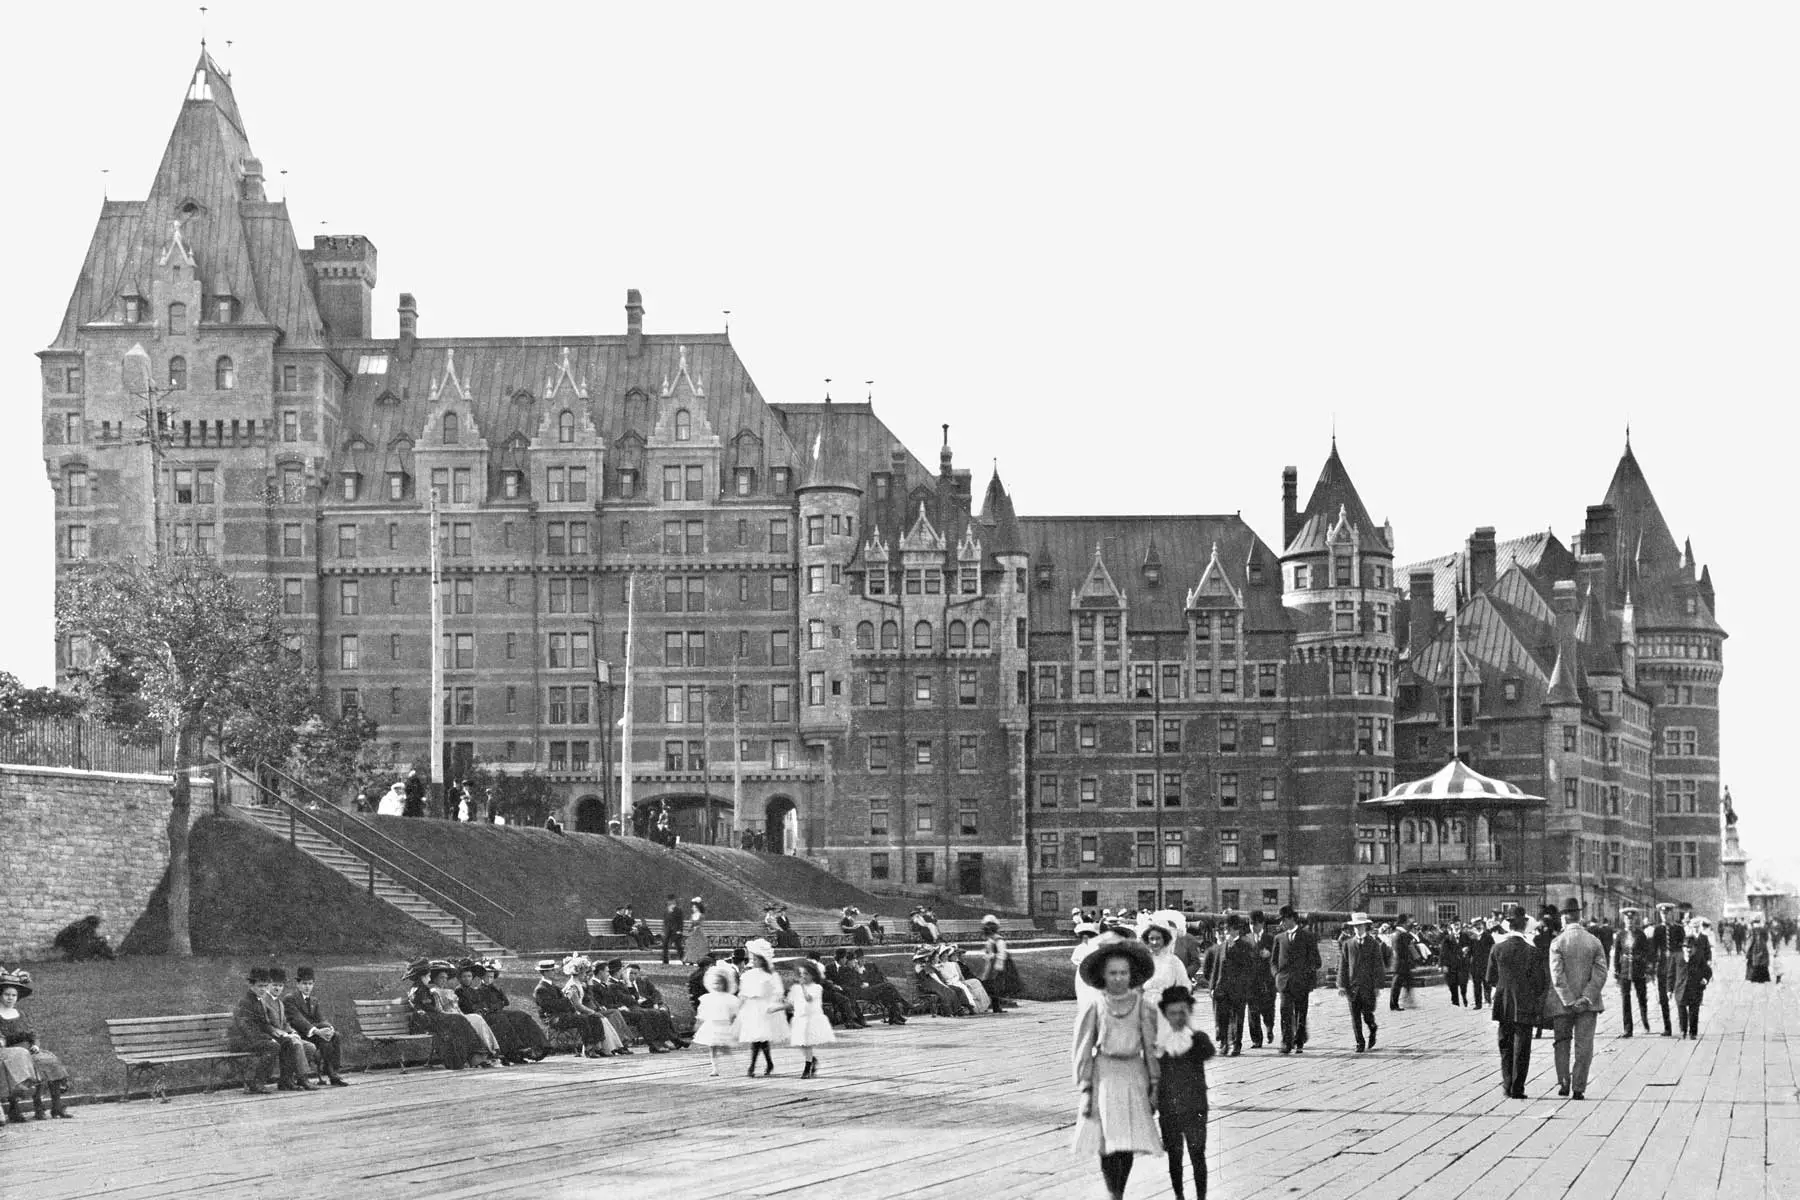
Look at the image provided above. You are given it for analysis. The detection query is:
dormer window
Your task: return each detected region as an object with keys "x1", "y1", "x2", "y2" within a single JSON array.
[
  {"x1": 866, "y1": 565, "x2": 887, "y2": 596},
  {"x1": 734, "y1": 467, "x2": 754, "y2": 496},
  {"x1": 1144, "y1": 564, "x2": 1161, "y2": 586},
  {"x1": 558, "y1": 410, "x2": 575, "y2": 444},
  {"x1": 502, "y1": 471, "x2": 522, "y2": 500},
  {"x1": 1293, "y1": 563, "x2": 1309, "y2": 589},
  {"x1": 214, "y1": 296, "x2": 236, "y2": 324},
  {"x1": 341, "y1": 473, "x2": 361, "y2": 501},
  {"x1": 122, "y1": 296, "x2": 143, "y2": 323},
  {"x1": 1035, "y1": 562, "x2": 1053, "y2": 588},
  {"x1": 1502, "y1": 678, "x2": 1520, "y2": 704},
  {"x1": 873, "y1": 473, "x2": 891, "y2": 501},
  {"x1": 1248, "y1": 562, "x2": 1264, "y2": 586},
  {"x1": 1334, "y1": 555, "x2": 1352, "y2": 586},
  {"x1": 772, "y1": 467, "x2": 790, "y2": 495},
  {"x1": 618, "y1": 468, "x2": 638, "y2": 498},
  {"x1": 442, "y1": 412, "x2": 460, "y2": 444},
  {"x1": 387, "y1": 472, "x2": 407, "y2": 501},
  {"x1": 674, "y1": 409, "x2": 692, "y2": 441},
  {"x1": 355, "y1": 354, "x2": 388, "y2": 374}
]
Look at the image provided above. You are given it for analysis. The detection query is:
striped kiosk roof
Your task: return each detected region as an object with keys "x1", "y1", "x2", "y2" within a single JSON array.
[{"x1": 1360, "y1": 759, "x2": 1545, "y2": 809}]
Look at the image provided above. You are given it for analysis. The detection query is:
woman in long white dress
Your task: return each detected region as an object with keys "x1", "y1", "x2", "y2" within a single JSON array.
[
  {"x1": 735, "y1": 939, "x2": 788, "y2": 1077},
  {"x1": 1070, "y1": 922, "x2": 1103, "y2": 1010},
  {"x1": 685, "y1": 898, "x2": 712, "y2": 965},
  {"x1": 1072, "y1": 936, "x2": 1163, "y2": 1200},
  {"x1": 1139, "y1": 919, "x2": 1192, "y2": 1035}
]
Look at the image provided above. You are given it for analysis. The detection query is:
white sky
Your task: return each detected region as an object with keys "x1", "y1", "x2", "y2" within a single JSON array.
[{"x1": 4, "y1": 3, "x2": 1793, "y2": 882}]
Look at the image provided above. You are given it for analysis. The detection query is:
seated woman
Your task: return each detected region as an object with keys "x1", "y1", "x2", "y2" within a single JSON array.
[
  {"x1": 456, "y1": 961, "x2": 548, "y2": 1064},
  {"x1": 912, "y1": 949, "x2": 972, "y2": 1016},
  {"x1": 839, "y1": 907, "x2": 873, "y2": 946},
  {"x1": 0, "y1": 970, "x2": 72, "y2": 1120},
  {"x1": 531, "y1": 958, "x2": 621, "y2": 1058},
  {"x1": 935, "y1": 945, "x2": 992, "y2": 1012},
  {"x1": 430, "y1": 965, "x2": 501, "y2": 1064},
  {"x1": 404, "y1": 959, "x2": 493, "y2": 1069}
]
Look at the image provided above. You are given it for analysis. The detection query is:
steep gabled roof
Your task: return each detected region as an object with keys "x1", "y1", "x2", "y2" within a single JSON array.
[
  {"x1": 52, "y1": 50, "x2": 324, "y2": 349},
  {"x1": 1401, "y1": 529, "x2": 1574, "y2": 618},
  {"x1": 1283, "y1": 442, "x2": 1390, "y2": 557}
]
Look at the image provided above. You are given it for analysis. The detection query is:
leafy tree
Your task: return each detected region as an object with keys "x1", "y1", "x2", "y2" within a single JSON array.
[
  {"x1": 58, "y1": 556, "x2": 300, "y2": 957},
  {"x1": 0, "y1": 671, "x2": 86, "y2": 731},
  {"x1": 286, "y1": 709, "x2": 383, "y2": 803}
]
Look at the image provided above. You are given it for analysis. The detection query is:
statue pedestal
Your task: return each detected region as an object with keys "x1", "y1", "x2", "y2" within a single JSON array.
[{"x1": 1721, "y1": 821, "x2": 1750, "y2": 918}]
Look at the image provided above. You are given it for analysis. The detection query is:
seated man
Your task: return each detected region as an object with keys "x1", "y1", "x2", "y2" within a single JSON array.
[
  {"x1": 531, "y1": 959, "x2": 619, "y2": 1058},
  {"x1": 591, "y1": 960, "x2": 676, "y2": 1051},
  {"x1": 610, "y1": 906, "x2": 636, "y2": 937},
  {"x1": 282, "y1": 966, "x2": 349, "y2": 1086},
  {"x1": 843, "y1": 950, "x2": 909, "y2": 1024},
  {"x1": 866, "y1": 913, "x2": 886, "y2": 945},
  {"x1": 806, "y1": 950, "x2": 865, "y2": 1027},
  {"x1": 230, "y1": 967, "x2": 316, "y2": 1092},
  {"x1": 840, "y1": 907, "x2": 873, "y2": 946},
  {"x1": 623, "y1": 963, "x2": 689, "y2": 1042},
  {"x1": 772, "y1": 905, "x2": 801, "y2": 949}
]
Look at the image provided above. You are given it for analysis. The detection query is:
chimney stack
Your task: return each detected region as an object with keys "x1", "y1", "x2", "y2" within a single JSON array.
[
  {"x1": 626, "y1": 288, "x2": 644, "y2": 358},
  {"x1": 1576, "y1": 552, "x2": 1610, "y2": 613},
  {"x1": 940, "y1": 424, "x2": 953, "y2": 478},
  {"x1": 1581, "y1": 504, "x2": 1616, "y2": 559},
  {"x1": 397, "y1": 293, "x2": 418, "y2": 362},
  {"x1": 302, "y1": 234, "x2": 377, "y2": 340},
  {"x1": 1467, "y1": 527, "x2": 1497, "y2": 592},
  {"x1": 1281, "y1": 466, "x2": 1299, "y2": 547},
  {"x1": 241, "y1": 157, "x2": 266, "y2": 201},
  {"x1": 1408, "y1": 569, "x2": 1438, "y2": 658}
]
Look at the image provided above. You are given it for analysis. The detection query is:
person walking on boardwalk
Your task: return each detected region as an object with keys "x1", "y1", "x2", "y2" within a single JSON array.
[
  {"x1": 1338, "y1": 912, "x2": 1388, "y2": 1053},
  {"x1": 1153, "y1": 986, "x2": 1215, "y2": 1200},
  {"x1": 736, "y1": 938, "x2": 787, "y2": 1077},
  {"x1": 1468, "y1": 916, "x2": 1497, "y2": 1010},
  {"x1": 1612, "y1": 907, "x2": 1653, "y2": 1036},
  {"x1": 1487, "y1": 908, "x2": 1541, "y2": 1099},
  {"x1": 1648, "y1": 902, "x2": 1685, "y2": 1037},
  {"x1": 1746, "y1": 914, "x2": 1774, "y2": 983},
  {"x1": 1388, "y1": 914, "x2": 1419, "y2": 1011},
  {"x1": 1549, "y1": 899, "x2": 1608, "y2": 1100},
  {"x1": 1072, "y1": 935, "x2": 1163, "y2": 1200},
  {"x1": 1201, "y1": 916, "x2": 1257, "y2": 1055},
  {"x1": 1245, "y1": 910, "x2": 1278, "y2": 1048},
  {"x1": 1677, "y1": 939, "x2": 1712, "y2": 1037},
  {"x1": 1272, "y1": 905, "x2": 1321, "y2": 1054},
  {"x1": 1439, "y1": 920, "x2": 1468, "y2": 1006}
]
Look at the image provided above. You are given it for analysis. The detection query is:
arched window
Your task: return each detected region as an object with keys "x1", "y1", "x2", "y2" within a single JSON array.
[
  {"x1": 913, "y1": 620, "x2": 933, "y2": 650},
  {"x1": 855, "y1": 621, "x2": 875, "y2": 650},
  {"x1": 674, "y1": 409, "x2": 691, "y2": 441},
  {"x1": 558, "y1": 410, "x2": 575, "y2": 444},
  {"x1": 215, "y1": 356, "x2": 235, "y2": 389},
  {"x1": 1419, "y1": 820, "x2": 1434, "y2": 845},
  {"x1": 442, "y1": 412, "x2": 460, "y2": 444},
  {"x1": 971, "y1": 619, "x2": 991, "y2": 649},
  {"x1": 168, "y1": 302, "x2": 187, "y2": 334},
  {"x1": 167, "y1": 356, "x2": 188, "y2": 390},
  {"x1": 1401, "y1": 819, "x2": 1416, "y2": 844},
  {"x1": 1477, "y1": 815, "x2": 1491, "y2": 846},
  {"x1": 948, "y1": 620, "x2": 967, "y2": 649},
  {"x1": 879, "y1": 620, "x2": 899, "y2": 650}
]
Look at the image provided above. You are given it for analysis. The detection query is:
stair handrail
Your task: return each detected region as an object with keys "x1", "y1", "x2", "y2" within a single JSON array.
[
  {"x1": 211, "y1": 757, "x2": 503, "y2": 942},
  {"x1": 246, "y1": 759, "x2": 515, "y2": 919},
  {"x1": 1324, "y1": 872, "x2": 1373, "y2": 915}
]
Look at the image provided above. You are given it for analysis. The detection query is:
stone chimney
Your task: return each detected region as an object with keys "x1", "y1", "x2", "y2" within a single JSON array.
[
  {"x1": 1576, "y1": 552, "x2": 1610, "y2": 613},
  {"x1": 1467, "y1": 527, "x2": 1498, "y2": 592},
  {"x1": 397, "y1": 293, "x2": 418, "y2": 363},
  {"x1": 1281, "y1": 466, "x2": 1299, "y2": 547},
  {"x1": 240, "y1": 157, "x2": 266, "y2": 202},
  {"x1": 1551, "y1": 578, "x2": 1580, "y2": 641},
  {"x1": 940, "y1": 425, "x2": 954, "y2": 478},
  {"x1": 626, "y1": 289, "x2": 644, "y2": 358},
  {"x1": 1581, "y1": 504, "x2": 1616, "y2": 559},
  {"x1": 1408, "y1": 569, "x2": 1438, "y2": 657},
  {"x1": 303, "y1": 234, "x2": 378, "y2": 340}
]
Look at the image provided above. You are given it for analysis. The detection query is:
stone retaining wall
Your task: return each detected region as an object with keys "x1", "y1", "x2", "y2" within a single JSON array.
[{"x1": 0, "y1": 764, "x2": 195, "y2": 961}]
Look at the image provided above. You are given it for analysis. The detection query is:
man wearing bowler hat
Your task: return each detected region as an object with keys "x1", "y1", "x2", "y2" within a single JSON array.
[
  {"x1": 1549, "y1": 899, "x2": 1608, "y2": 1099},
  {"x1": 1271, "y1": 905, "x2": 1321, "y2": 1053},
  {"x1": 283, "y1": 966, "x2": 349, "y2": 1086},
  {"x1": 1487, "y1": 905, "x2": 1541, "y2": 1098}
]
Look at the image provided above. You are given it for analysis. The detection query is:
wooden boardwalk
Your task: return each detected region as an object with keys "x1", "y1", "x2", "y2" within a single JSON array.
[{"x1": 4, "y1": 973, "x2": 1795, "y2": 1199}]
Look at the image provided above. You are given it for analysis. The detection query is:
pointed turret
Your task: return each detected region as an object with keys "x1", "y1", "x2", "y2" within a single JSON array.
[
  {"x1": 1545, "y1": 643, "x2": 1582, "y2": 706},
  {"x1": 979, "y1": 465, "x2": 1023, "y2": 554},
  {"x1": 1601, "y1": 441, "x2": 1681, "y2": 569},
  {"x1": 1283, "y1": 441, "x2": 1389, "y2": 557},
  {"x1": 795, "y1": 400, "x2": 863, "y2": 492}
]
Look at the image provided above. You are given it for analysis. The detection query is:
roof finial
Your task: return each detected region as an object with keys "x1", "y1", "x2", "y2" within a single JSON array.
[
  {"x1": 200, "y1": 5, "x2": 207, "y2": 49},
  {"x1": 865, "y1": 379, "x2": 873, "y2": 402},
  {"x1": 1624, "y1": 420, "x2": 1631, "y2": 451},
  {"x1": 722, "y1": 309, "x2": 730, "y2": 336},
  {"x1": 823, "y1": 377, "x2": 831, "y2": 403},
  {"x1": 101, "y1": 168, "x2": 108, "y2": 201}
]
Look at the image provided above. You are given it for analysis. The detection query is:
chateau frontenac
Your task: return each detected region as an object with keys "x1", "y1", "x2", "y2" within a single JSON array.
[{"x1": 41, "y1": 53, "x2": 1726, "y2": 918}]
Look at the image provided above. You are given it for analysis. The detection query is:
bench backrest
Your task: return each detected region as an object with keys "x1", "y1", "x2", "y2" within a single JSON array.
[
  {"x1": 353, "y1": 999, "x2": 417, "y2": 1038},
  {"x1": 106, "y1": 1013, "x2": 236, "y2": 1058}
]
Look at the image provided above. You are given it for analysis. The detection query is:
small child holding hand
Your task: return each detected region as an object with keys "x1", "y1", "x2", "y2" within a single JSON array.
[{"x1": 1155, "y1": 985, "x2": 1216, "y2": 1200}]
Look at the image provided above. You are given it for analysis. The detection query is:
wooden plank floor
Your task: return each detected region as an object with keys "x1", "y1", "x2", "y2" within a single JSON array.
[{"x1": 4, "y1": 971, "x2": 1795, "y2": 1199}]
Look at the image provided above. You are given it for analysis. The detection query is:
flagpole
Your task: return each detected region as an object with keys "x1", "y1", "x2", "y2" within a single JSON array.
[
  {"x1": 621, "y1": 572, "x2": 635, "y2": 832},
  {"x1": 1451, "y1": 553, "x2": 1462, "y2": 762},
  {"x1": 429, "y1": 492, "x2": 444, "y2": 806},
  {"x1": 732, "y1": 665, "x2": 743, "y2": 844}
]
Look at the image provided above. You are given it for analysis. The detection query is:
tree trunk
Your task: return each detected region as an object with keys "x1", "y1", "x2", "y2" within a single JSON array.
[{"x1": 166, "y1": 723, "x2": 197, "y2": 957}]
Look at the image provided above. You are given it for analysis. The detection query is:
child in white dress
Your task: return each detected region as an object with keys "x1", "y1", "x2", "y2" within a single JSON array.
[
  {"x1": 787, "y1": 959, "x2": 838, "y2": 1078},
  {"x1": 736, "y1": 939, "x2": 789, "y2": 1077},
  {"x1": 692, "y1": 962, "x2": 743, "y2": 1077}
]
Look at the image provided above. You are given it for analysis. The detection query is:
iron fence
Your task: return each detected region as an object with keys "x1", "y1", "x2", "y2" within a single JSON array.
[{"x1": 0, "y1": 718, "x2": 170, "y2": 775}]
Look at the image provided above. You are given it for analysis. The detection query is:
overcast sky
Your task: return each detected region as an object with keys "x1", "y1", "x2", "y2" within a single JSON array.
[{"x1": 6, "y1": 3, "x2": 1793, "y2": 884}]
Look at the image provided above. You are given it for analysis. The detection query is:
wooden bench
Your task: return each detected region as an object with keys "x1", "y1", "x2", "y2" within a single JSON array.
[
  {"x1": 105, "y1": 1013, "x2": 253, "y2": 1101},
  {"x1": 917, "y1": 919, "x2": 1035, "y2": 943},
  {"x1": 353, "y1": 999, "x2": 435, "y2": 1073},
  {"x1": 582, "y1": 920, "x2": 662, "y2": 952}
]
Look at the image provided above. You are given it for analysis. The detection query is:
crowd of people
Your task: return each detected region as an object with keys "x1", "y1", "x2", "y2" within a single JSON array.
[{"x1": 1066, "y1": 900, "x2": 1784, "y2": 1200}]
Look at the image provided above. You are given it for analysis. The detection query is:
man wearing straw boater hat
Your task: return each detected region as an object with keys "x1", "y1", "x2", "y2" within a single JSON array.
[{"x1": 1337, "y1": 912, "x2": 1388, "y2": 1053}]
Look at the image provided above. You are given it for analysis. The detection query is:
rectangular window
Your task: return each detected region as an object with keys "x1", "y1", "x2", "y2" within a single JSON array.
[
  {"x1": 1218, "y1": 772, "x2": 1238, "y2": 808},
  {"x1": 958, "y1": 799, "x2": 978, "y2": 836},
  {"x1": 770, "y1": 576, "x2": 790, "y2": 610},
  {"x1": 868, "y1": 671, "x2": 888, "y2": 706},
  {"x1": 915, "y1": 674, "x2": 934, "y2": 704},
  {"x1": 1258, "y1": 664, "x2": 1279, "y2": 697},
  {"x1": 771, "y1": 629, "x2": 792, "y2": 667},
  {"x1": 1038, "y1": 833, "x2": 1060, "y2": 871},
  {"x1": 1037, "y1": 665, "x2": 1059, "y2": 699},
  {"x1": 283, "y1": 578, "x2": 304, "y2": 614},
  {"x1": 807, "y1": 672, "x2": 825, "y2": 707},
  {"x1": 1164, "y1": 831, "x2": 1185, "y2": 869},
  {"x1": 914, "y1": 852, "x2": 934, "y2": 884},
  {"x1": 771, "y1": 684, "x2": 792, "y2": 723},
  {"x1": 339, "y1": 635, "x2": 359, "y2": 670},
  {"x1": 1162, "y1": 664, "x2": 1182, "y2": 699},
  {"x1": 870, "y1": 853, "x2": 890, "y2": 881},
  {"x1": 1134, "y1": 772, "x2": 1155, "y2": 807},
  {"x1": 1037, "y1": 775, "x2": 1060, "y2": 808},
  {"x1": 1163, "y1": 772, "x2": 1182, "y2": 807},
  {"x1": 1162, "y1": 719, "x2": 1182, "y2": 753},
  {"x1": 1219, "y1": 830, "x2": 1240, "y2": 866},
  {"x1": 336, "y1": 524, "x2": 357, "y2": 558},
  {"x1": 1218, "y1": 717, "x2": 1237, "y2": 753},
  {"x1": 1037, "y1": 720, "x2": 1058, "y2": 754},
  {"x1": 1078, "y1": 722, "x2": 1096, "y2": 750},
  {"x1": 1260, "y1": 776, "x2": 1278, "y2": 804},
  {"x1": 1079, "y1": 778, "x2": 1098, "y2": 806},
  {"x1": 915, "y1": 739, "x2": 933, "y2": 765},
  {"x1": 957, "y1": 734, "x2": 979, "y2": 770},
  {"x1": 1261, "y1": 833, "x2": 1278, "y2": 865},
  {"x1": 1080, "y1": 836, "x2": 1098, "y2": 864},
  {"x1": 340, "y1": 579, "x2": 360, "y2": 615},
  {"x1": 958, "y1": 669, "x2": 977, "y2": 706}
]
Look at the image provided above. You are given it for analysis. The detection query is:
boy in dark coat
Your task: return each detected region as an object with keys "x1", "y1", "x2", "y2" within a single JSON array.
[
  {"x1": 1154, "y1": 986, "x2": 1216, "y2": 1200},
  {"x1": 1677, "y1": 941, "x2": 1711, "y2": 1038}
]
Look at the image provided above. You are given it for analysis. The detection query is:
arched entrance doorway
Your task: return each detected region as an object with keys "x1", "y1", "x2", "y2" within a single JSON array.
[
  {"x1": 573, "y1": 795, "x2": 607, "y2": 834},
  {"x1": 764, "y1": 796, "x2": 798, "y2": 855},
  {"x1": 635, "y1": 795, "x2": 733, "y2": 845}
]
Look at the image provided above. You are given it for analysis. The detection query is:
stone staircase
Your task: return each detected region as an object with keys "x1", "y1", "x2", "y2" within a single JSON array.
[
  {"x1": 674, "y1": 843, "x2": 811, "y2": 914},
  {"x1": 230, "y1": 803, "x2": 509, "y2": 957}
]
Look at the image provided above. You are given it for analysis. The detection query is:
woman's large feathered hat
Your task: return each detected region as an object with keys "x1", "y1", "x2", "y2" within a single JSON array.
[
  {"x1": 0, "y1": 968, "x2": 34, "y2": 999},
  {"x1": 1078, "y1": 933, "x2": 1156, "y2": 991}
]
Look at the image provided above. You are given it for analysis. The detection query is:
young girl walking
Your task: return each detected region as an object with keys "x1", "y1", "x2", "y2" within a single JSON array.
[
  {"x1": 1073, "y1": 935, "x2": 1163, "y2": 1200},
  {"x1": 736, "y1": 939, "x2": 788, "y2": 1077},
  {"x1": 691, "y1": 962, "x2": 742, "y2": 1077},
  {"x1": 787, "y1": 959, "x2": 838, "y2": 1078}
]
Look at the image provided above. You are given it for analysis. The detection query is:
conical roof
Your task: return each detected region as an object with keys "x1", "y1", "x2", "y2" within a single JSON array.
[
  {"x1": 1362, "y1": 759, "x2": 1545, "y2": 809},
  {"x1": 1602, "y1": 442, "x2": 1681, "y2": 570},
  {"x1": 979, "y1": 466, "x2": 1023, "y2": 554},
  {"x1": 1283, "y1": 442, "x2": 1389, "y2": 557},
  {"x1": 795, "y1": 402, "x2": 864, "y2": 491}
]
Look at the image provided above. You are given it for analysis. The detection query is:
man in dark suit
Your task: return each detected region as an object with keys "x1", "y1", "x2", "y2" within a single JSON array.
[
  {"x1": 1337, "y1": 912, "x2": 1388, "y2": 1052},
  {"x1": 282, "y1": 966, "x2": 348, "y2": 1086},
  {"x1": 229, "y1": 967, "x2": 314, "y2": 1093},
  {"x1": 844, "y1": 950, "x2": 909, "y2": 1024},
  {"x1": 1468, "y1": 918, "x2": 1496, "y2": 1009},
  {"x1": 1202, "y1": 916, "x2": 1259, "y2": 1055},
  {"x1": 1245, "y1": 911, "x2": 1278, "y2": 1049},
  {"x1": 1487, "y1": 909, "x2": 1542, "y2": 1098},
  {"x1": 1612, "y1": 906, "x2": 1652, "y2": 1036},
  {"x1": 1388, "y1": 914, "x2": 1419, "y2": 1011},
  {"x1": 1272, "y1": 905, "x2": 1321, "y2": 1054},
  {"x1": 1649, "y1": 902, "x2": 1685, "y2": 1037},
  {"x1": 661, "y1": 894, "x2": 686, "y2": 965}
]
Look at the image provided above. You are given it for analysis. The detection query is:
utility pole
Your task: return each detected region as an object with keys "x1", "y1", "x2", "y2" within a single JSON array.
[
  {"x1": 117, "y1": 344, "x2": 177, "y2": 562},
  {"x1": 620, "y1": 572, "x2": 635, "y2": 832},
  {"x1": 590, "y1": 614, "x2": 612, "y2": 831},
  {"x1": 1153, "y1": 628, "x2": 1165, "y2": 907},
  {"x1": 731, "y1": 662, "x2": 743, "y2": 844},
  {"x1": 428, "y1": 491, "x2": 443, "y2": 811}
]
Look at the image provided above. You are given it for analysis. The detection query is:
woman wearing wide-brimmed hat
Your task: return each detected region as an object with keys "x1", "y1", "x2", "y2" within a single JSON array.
[
  {"x1": 684, "y1": 898, "x2": 712, "y2": 965},
  {"x1": 0, "y1": 969, "x2": 72, "y2": 1121},
  {"x1": 403, "y1": 959, "x2": 492, "y2": 1069},
  {"x1": 1073, "y1": 935, "x2": 1163, "y2": 1199}
]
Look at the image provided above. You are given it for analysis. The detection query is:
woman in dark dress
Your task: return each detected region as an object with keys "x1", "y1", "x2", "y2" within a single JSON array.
[
  {"x1": 0, "y1": 969, "x2": 73, "y2": 1120},
  {"x1": 456, "y1": 961, "x2": 548, "y2": 1063},
  {"x1": 404, "y1": 959, "x2": 491, "y2": 1069},
  {"x1": 1746, "y1": 918, "x2": 1773, "y2": 983}
]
